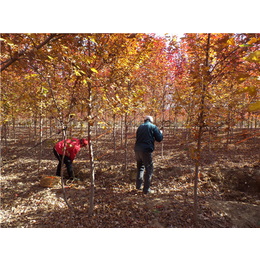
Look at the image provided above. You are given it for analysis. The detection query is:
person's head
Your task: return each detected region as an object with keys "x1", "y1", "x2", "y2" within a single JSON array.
[
  {"x1": 80, "y1": 138, "x2": 88, "y2": 148},
  {"x1": 144, "y1": 116, "x2": 153, "y2": 123}
]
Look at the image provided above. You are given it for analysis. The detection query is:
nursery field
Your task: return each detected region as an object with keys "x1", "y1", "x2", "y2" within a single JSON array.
[{"x1": 1, "y1": 127, "x2": 260, "y2": 228}]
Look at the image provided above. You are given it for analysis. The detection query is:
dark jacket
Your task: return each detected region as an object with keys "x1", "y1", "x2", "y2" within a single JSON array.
[{"x1": 134, "y1": 121, "x2": 163, "y2": 153}]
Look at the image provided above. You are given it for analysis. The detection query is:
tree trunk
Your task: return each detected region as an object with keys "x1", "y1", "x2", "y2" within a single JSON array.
[
  {"x1": 34, "y1": 104, "x2": 37, "y2": 139},
  {"x1": 121, "y1": 115, "x2": 124, "y2": 147},
  {"x1": 4, "y1": 122, "x2": 7, "y2": 149},
  {"x1": 49, "y1": 117, "x2": 52, "y2": 137},
  {"x1": 161, "y1": 82, "x2": 166, "y2": 158},
  {"x1": 87, "y1": 81, "x2": 95, "y2": 215},
  {"x1": 59, "y1": 128, "x2": 73, "y2": 227},
  {"x1": 88, "y1": 121, "x2": 95, "y2": 214},
  {"x1": 194, "y1": 33, "x2": 211, "y2": 225},
  {"x1": 38, "y1": 89, "x2": 43, "y2": 174},
  {"x1": 12, "y1": 110, "x2": 15, "y2": 140},
  {"x1": 133, "y1": 112, "x2": 136, "y2": 133},
  {"x1": 124, "y1": 113, "x2": 128, "y2": 175},
  {"x1": 161, "y1": 111, "x2": 164, "y2": 158},
  {"x1": 113, "y1": 113, "x2": 116, "y2": 160},
  {"x1": 38, "y1": 110, "x2": 43, "y2": 173},
  {"x1": 46, "y1": 75, "x2": 73, "y2": 227},
  {"x1": 208, "y1": 126, "x2": 211, "y2": 153}
]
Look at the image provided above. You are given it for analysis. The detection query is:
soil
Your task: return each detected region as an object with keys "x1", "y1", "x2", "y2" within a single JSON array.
[{"x1": 1, "y1": 128, "x2": 260, "y2": 228}]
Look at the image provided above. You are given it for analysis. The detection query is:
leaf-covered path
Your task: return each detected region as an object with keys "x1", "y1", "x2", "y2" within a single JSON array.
[{"x1": 1, "y1": 130, "x2": 260, "y2": 228}]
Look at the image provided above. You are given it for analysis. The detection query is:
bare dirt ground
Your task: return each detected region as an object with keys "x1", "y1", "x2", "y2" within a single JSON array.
[{"x1": 1, "y1": 128, "x2": 260, "y2": 228}]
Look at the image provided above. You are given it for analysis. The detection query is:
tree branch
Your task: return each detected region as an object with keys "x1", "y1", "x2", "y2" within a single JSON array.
[{"x1": 0, "y1": 34, "x2": 58, "y2": 72}]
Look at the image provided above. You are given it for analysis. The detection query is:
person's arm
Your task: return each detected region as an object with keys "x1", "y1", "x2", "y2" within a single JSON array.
[
  {"x1": 63, "y1": 139, "x2": 72, "y2": 158},
  {"x1": 68, "y1": 142, "x2": 81, "y2": 161},
  {"x1": 154, "y1": 126, "x2": 163, "y2": 142}
]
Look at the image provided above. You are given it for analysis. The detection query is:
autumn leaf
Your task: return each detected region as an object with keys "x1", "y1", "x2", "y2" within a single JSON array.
[
  {"x1": 236, "y1": 73, "x2": 250, "y2": 83},
  {"x1": 91, "y1": 68, "x2": 98, "y2": 73},
  {"x1": 0, "y1": 38, "x2": 15, "y2": 46},
  {"x1": 244, "y1": 50, "x2": 260, "y2": 63},
  {"x1": 85, "y1": 56, "x2": 93, "y2": 64},
  {"x1": 247, "y1": 37, "x2": 258, "y2": 45},
  {"x1": 227, "y1": 38, "x2": 236, "y2": 46},
  {"x1": 248, "y1": 101, "x2": 260, "y2": 112},
  {"x1": 75, "y1": 70, "x2": 81, "y2": 76}
]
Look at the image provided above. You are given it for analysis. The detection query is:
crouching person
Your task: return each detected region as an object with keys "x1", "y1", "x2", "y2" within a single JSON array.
[{"x1": 53, "y1": 138, "x2": 88, "y2": 179}]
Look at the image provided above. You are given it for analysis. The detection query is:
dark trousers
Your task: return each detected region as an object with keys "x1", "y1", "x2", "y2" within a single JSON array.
[
  {"x1": 53, "y1": 148, "x2": 73, "y2": 178},
  {"x1": 135, "y1": 150, "x2": 154, "y2": 193}
]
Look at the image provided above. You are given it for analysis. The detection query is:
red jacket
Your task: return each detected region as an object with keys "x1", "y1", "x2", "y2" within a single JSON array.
[{"x1": 55, "y1": 138, "x2": 81, "y2": 161}]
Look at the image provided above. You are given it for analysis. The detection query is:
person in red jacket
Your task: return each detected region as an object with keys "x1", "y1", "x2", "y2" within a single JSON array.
[{"x1": 53, "y1": 138, "x2": 88, "y2": 179}]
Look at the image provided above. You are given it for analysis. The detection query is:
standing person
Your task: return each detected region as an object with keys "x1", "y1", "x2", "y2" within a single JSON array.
[
  {"x1": 53, "y1": 137, "x2": 88, "y2": 179},
  {"x1": 134, "y1": 116, "x2": 163, "y2": 194}
]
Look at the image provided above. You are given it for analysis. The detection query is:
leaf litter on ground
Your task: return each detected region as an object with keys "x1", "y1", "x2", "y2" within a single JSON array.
[{"x1": 1, "y1": 129, "x2": 260, "y2": 228}]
